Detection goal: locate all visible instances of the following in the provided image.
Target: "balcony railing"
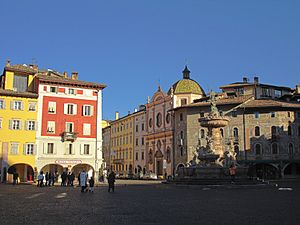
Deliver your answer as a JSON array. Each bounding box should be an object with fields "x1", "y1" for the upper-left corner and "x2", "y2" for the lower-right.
[{"x1": 62, "y1": 132, "x2": 77, "y2": 142}]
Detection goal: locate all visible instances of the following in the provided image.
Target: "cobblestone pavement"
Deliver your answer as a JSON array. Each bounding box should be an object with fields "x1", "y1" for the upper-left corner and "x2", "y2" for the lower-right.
[{"x1": 0, "y1": 180, "x2": 299, "y2": 225}]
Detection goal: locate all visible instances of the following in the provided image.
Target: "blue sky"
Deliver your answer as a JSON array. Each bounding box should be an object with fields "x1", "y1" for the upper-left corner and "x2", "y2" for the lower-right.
[{"x1": 1, "y1": 0, "x2": 299, "y2": 120}]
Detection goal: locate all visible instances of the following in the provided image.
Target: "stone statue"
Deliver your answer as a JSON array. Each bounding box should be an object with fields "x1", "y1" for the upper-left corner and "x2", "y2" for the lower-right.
[
  {"x1": 208, "y1": 91, "x2": 219, "y2": 117},
  {"x1": 147, "y1": 96, "x2": 150, "y2": 104}
]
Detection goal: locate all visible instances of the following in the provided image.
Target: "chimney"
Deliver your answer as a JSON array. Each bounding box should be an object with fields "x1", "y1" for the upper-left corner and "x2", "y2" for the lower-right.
[
  {"x1": 243, "y1": 77, "x2": 248, "y2": 83},
  {"x1": 5, "y1": 59, "x2": 11, "y2": 67},
  {"x1": 63, "y1": 71, "x2": 68, "y2": 78},
  {"x1": 115, "y1": 111, "x2": 119, "y2": 120},
  {"x1": 71, "y1": 71, "x2": 78, "y2": 80},
  {"x1": 254, "y1": 76, "x2": 259, "y2": 84}
]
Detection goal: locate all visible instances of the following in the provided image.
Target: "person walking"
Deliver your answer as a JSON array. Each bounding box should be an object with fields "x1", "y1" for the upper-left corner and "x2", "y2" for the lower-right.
[
  {"x1": 108, "y1": 171, "x2": 116, "y2": 193},
  {"x1": 45, "y1": 172, "x2": 49, "y2": 186},
  {"x1": 70, "y1": 172, "x2": 75, "y2": 186},
  {"x1": 89, "y1": 176, "x2": 95, "y2": 193},
  {"x1": 37, "y1": 171, "x2": 44, "y2": 187},
  {"x1": 79, "y1": 170, "x2": 88, "y2": 193},
  {"x1": 61, "y1": 171, "x2": 67, "y2": 186}
]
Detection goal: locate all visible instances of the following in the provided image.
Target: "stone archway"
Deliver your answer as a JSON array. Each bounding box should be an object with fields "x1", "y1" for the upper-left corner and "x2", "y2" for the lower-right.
[
  {"x1": 249, "y1": 163, "x2": 278, "y2": 180},
  {"x1": 7, "y1": 163, "x2": 34, "y2": 183},
  {"x1": 40, "y1": 164, "x2": 64, "y2": 183},
  {"x1": 72, "y1": 164, "x2": 94, "y2": 180},
  {"x1": 283, "y1": 163, "x2": 300, "y2": 178}
]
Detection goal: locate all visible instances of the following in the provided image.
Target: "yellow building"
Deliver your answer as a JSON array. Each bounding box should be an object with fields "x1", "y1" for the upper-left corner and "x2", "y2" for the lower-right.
[
  {"x1": 110, "y1": 112, "x2": 134, "y2": 176},
  {"x1": 102, "y1": 120, "x2": 111, "y2": 129},
  {"x1": 0, "y1": 61, "x2": 38, "y2": 182}
]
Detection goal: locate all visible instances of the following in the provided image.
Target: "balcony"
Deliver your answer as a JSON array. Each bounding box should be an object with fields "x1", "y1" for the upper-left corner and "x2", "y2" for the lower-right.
[{"x1": 62, "y1": 132, "x2": 77, "y2": 142}]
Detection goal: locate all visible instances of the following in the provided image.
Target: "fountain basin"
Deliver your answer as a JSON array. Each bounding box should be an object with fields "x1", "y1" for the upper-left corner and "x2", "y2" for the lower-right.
[{"x1": 199, "y1": 117, "x2": 229, "y2": 128}]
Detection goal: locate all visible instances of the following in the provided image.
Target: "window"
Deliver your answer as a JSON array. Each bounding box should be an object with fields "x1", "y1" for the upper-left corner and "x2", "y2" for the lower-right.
[
  {"x1": 10, "y1": 143, "x2": 19, "y2": 155},
  {"x1": 156, "y1": 113, "x2": 162, "y2": 127},
  {"x1": 10, "y1": 120, "x2": 21, "y2": 130},
  {"x1": 255, "y1": 144, "x2": 262, "y2": 155},
  {"x1": 234, "y1": 145, "x2": 239, "y2": 155},
  {"x1": 288, "y1": 125, "x2": 292, "y2": 136},
  {"x1": 235, "y1": 87, "x2": 244, "y2": 95},
  {"x1": 271, "y1": 126, "x2": 277, "y2": 136},
  {"x1": 136, "y1": 138, "x2": 138, "y2": 146},
  {"x1": 83, "y1": 123, "x2": 91, "y2": 136},
  {"x1": 136, "y1": 152, "x2": 138, "y2": 160},
  {"x1": 142, "y1": 137, "x2": 144, "y2": 145},
  {"x1": 64, "y1": 103, "x2": 77, "y2": 115},
  {"x1": 48, "y1": 102, "x2": 56, "y2": 114},
  {"x1": 66, "y1": 122, "x2": 74, "y2": 132},
  {"x1": 13, "y1": 74, "x2": 28, "y2": 92},
  {"x1": 261, "y1": 87, "x2": 271, "y2": 97},
  {"x1": 254, "y1": 112, "x2": 259, "y2": 119},
  {"x1": 274, "y1": 90, "x2": 282, "y2": 98},
  {"x1": 231, "y1": 110, "x2": 237, "y2": 117},
  {"x1": 12, "y1": 101, "x2": 23, "y2": 110},
  {"x1": 142, "y1": 123, "x2": 145, "y2": 131},
  {"x1": 287, "y1": 112, "x2": 291, "y2": 117},
  {"x1": 166, "y1": 147, "x2": 171, "y2": 163},
  {"x1": 0, "y1": 99, "x2": 5, "y2": 109},
  {"x1": 136, "y1": 125, "x2": 138, "y2": 132},
  {"x1": 220, "y1": 128, "x2": 224, "y2": 138},
  {"x1": 47, "y1": 121, "x2": 55, "y2": 133},
  {"x1": 25, "y1": 144, "x2": 34, "y2": 155},
  {"x1": 47, "y1": 143, "x2": 54, "y2": 154},
  {"x1": 181, "y1": 98, "x2": 187, "y2": 106},
  {"x1": 68, "y1": 143, "x2": 73, "y2": 154},
  {"x1": 141, "y1": 152, "x2": 144, "y2": 160},
  {"x1": 200, "y1": 112, "x2": 205, "y2": 118},
  {"x1": 271, "y1": 143, "x2": 278, "y2": 154},
  {"x1": 50, "y1": 86, "x2": 57, "y2": 93},
  {"x1": 233, "y1": 128, "x2": 239, "y2": 138},
  {"x1": 180, "y1": 147, "x2": 184, "y2": 156},
  {"x1": 28, "y1": 102, "x2": 36, "y2": 111},
  {"x1": 298, "y1": 126, "x2": 300, "y2": 136},
  {"x1": 255, "y1": 126, "x2": 260, "y2": 136},
  {"x1": 270, "y1": 112, "x2": 275, "y2": 118},
  {"x1": 288, "y1": 143, "x2": 294, "y2": 155},
  {"x1": 166, "y1": 113, "x2": 171, "y2": 124},
  {"x1": 200, "y1": 129, "x2": 205, "y2": 138},
  {"x1": 83, "y1": 105, "x2": 93, "y2": 116},
  {"x1": 27, "y1": 121, "x2": 36, "y2": 131},
  {"x1": 149, "y1": 118, "x2": 153, "y2": 128},
  {"x1": 68, "y1": 88, "x2": 75, "y2": 94},
  {"x1": 180, "y1": 113, "x2": 183, "y2": 121}
]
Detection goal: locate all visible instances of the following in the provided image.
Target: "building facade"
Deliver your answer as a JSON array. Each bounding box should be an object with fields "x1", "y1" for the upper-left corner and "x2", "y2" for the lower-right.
[{"x1": 0, "y1": 62, "x2": 38, "y2": 182}]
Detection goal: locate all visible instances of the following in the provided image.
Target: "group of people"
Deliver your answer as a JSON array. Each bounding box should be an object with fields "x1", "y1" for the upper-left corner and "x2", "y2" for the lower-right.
[
  {"x1": 35, "y1": 169, "x2": 116, "y2": 192},
  {"x1": 37, "y1": 171, "x2": 56, "y2": 187}
]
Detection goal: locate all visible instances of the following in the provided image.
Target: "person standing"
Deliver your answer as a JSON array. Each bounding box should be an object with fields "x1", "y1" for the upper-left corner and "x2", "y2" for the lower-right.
[
  {"x1": 37, "y1": 171, "x2": 44, "y2": 187},
  {"x1": 108, "y1": 171, "x2": 116, "y2": 193},
  {"x1": 45, "y1": 172, "x2": 49, "y2": 186},
  {"x1": 89, "y1": 176, "x2": 95, "y2": 193},
  {"x1": 79, "y1": 170, "x2": 88, "y2": 193},
  {"x1": 70, "y1": 172, "x2": 75, "y2": 186},
  {"x1": 13, "y1": 171, "x2": 19, "y2": 185},
  {"x1": 229, "y1": 164, "x2": 237, "y2": 183}
]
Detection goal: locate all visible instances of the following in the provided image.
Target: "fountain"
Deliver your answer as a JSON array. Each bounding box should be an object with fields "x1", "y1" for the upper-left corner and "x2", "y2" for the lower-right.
[{"x1": 175, "y1": 92, "x2": 249, "y2": 184}]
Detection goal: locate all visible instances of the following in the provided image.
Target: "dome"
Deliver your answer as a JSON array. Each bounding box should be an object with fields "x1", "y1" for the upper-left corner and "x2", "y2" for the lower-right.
[{"x1": 168, "y1": 66, "x2": 205, "y2": 96}]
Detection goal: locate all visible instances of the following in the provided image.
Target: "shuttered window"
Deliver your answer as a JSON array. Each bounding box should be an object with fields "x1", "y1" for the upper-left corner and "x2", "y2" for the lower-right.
[{"x1": 13, "y1": 74, "x2": 28, "y2": 92}]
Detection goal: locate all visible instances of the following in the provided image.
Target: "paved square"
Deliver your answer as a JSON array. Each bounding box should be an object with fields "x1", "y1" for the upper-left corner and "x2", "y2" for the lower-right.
[{"x1": 0, "y1": 181, "x2": 299, "y2": 225}]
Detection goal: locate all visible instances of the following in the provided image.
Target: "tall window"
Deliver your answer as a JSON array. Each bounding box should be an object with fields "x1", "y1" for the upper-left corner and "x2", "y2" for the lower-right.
[
  {"x1": 136, "y1": 124, "x2": 138, "y2": 132},
  {"x1": 254, "y1": 112, "x2": 259, "y2": 119},
  {"x1": 255, "y1": 144, "x2": 262, "y2": 155},
  {"x1": 181, "y1": 98, "x2": 187, "y2": 106},
  {"x1": 13, "y1": 74, "x2": 28, "y2": 92},
  {"x1": 10, "y1": 120, "x2": 21, "y2": 130},
  {"x1": 64, "y1": 104, "x2": 77, "y2": 115},
  {"x1": 233, "y1": 128, "x2": 239, "y2": 138},
  {"x1": 136, "y1": 138, "x2": 138, "y2": 146},
  {"x1": 156, "y1": 113, "x2": 162, "y2": 127},
  {"x1": 28, "y1": 102, "x2": 36, "y2": 111},
  {"x1": 288, "y1": 143, "x2": 294, "y2": 155},
  {"x1": 47, "y1": 143, "x2": 54, "y2": 154},
  {"x1": 136, "y1": 152, "x2": 138, "y2": 160},
  {"x1": 255, "y1": 126, "x2": 260, "y2": 136},
  {"x1": 68, "y1": 143, "x2": 73, "y2": 154},
  {"x1": 83, "y1": 123, "x2": 91, "y2": 136},
  {"x1": 141, "y1": 152, "x2": 144, "y2": 160},
  {"x1": 180, "y1": 113, "x2": 183, "y2": 121},
  {"x1": 0, "y1": 99, "x2": 5, "y2": 109},
  {"x1": 48, "y1": 102, "x2": 56, "y2": 114},
  {"x1": 25, "y1": 144, "x2": 34, "y2": 155},
  {"x1": 27, "y1": 121, "x2": 36, "y2": 131},
  {"x1": 142, "y1": 137, "x2": 144, "y2": 145},
  {"x1": 10, "y1": 143, "x2": 19, "y2": 155},
  {"x1": 13, "y1": 101, "x2": 23, "y2": 110},
  {"x1": 288, "y1": 125, "x2": 292, "y2": 136},
  {"x1": 142, "y1": 123, "x2": 145, "y2": 130},
  {"x1": 47, "y1": 121, "x2": 55, "y2": 133},
  {"x1": 83, "y1": 105, "x2": 93, "y2": 116},
  {"x1": 68, "y1": 104, "x2": 74, "y2": 115},
  {"x1": 66, "y1": 122, "x2": 74, "y2": 132},
  {"x1": 180, "y1": 147, "x2": 184, "y2": 156},
  {"x1": 271, "y1": 126, "x2": 277, "y2": 136},
  {"x1": 271, "y1": 143, "x2": 278, "y2": 154}
]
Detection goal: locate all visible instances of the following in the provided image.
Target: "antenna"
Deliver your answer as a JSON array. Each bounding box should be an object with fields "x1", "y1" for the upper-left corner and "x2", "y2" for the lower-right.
[{"x1": 31, "y1": 57, "x2": 38, "y2": 65}]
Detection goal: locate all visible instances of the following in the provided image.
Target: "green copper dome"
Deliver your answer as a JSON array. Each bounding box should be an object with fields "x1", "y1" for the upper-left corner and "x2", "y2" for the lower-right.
[{"x1": 168, "y1": 66, "x2": 205, "y2": 95}]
